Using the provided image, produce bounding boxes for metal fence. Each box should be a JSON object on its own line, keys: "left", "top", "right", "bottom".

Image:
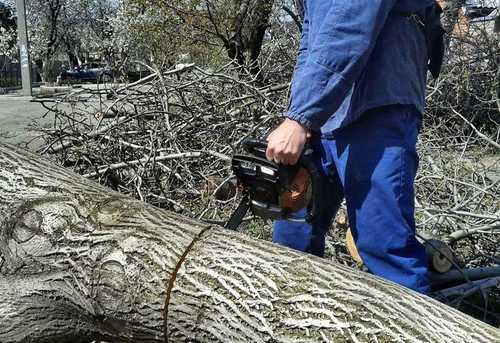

{"left": 0, "top": 62, "right": 21, "bottom": 88}
{"left": 0, "top": 60, "right": 42, "bottom": 88}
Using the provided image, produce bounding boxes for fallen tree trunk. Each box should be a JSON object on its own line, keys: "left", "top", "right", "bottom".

{"left": 0, "top": 142, "right": 498, "bottom": 343}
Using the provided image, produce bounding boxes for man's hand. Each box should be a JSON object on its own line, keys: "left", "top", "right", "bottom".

{"left": 266, "top": 118, "right": 311, "bottom": 165}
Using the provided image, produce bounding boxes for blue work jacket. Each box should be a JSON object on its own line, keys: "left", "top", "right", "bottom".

{"left": 286, "top": 0, "right": 435, "bottom": 136}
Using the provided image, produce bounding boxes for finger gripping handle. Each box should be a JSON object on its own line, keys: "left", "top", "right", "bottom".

{"left": 242, "top": 139, "right": 268, "bottom": 156}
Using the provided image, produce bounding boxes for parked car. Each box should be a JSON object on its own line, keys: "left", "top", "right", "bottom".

{"left": 57, "top": 62, "right": 113, "bottom": 85}
{"left": 464, "top": 0, "right": 498, "bottom": 21}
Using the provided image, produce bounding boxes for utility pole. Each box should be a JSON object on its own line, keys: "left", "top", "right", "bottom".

{"left": 15, "top": 0, "right": 32, "bottom": 96}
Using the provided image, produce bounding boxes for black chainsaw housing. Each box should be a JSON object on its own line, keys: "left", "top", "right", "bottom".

{"left": 231, "top": 153, "right": 299, "bottom": 220}
{"left": 228, "top": 139, "right": 324, "bottom": 227}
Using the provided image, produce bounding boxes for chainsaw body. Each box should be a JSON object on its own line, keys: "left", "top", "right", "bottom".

{"left": 226, "top": 139, "right": 324, "bottom": 230}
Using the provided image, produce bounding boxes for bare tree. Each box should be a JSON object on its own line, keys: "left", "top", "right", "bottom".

{"left": 162, "top": 0, "right": 275, "bottom": 80}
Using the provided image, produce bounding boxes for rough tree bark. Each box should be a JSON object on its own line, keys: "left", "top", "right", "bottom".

{"left": 0, "top": 142, "right": 498, "bottom": 343}
{"left": 41, "top": 0, "right": 63, "bottom": 83}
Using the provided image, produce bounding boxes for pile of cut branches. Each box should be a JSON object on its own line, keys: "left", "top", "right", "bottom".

{"left": 33, "top": 63, "right": 288, "bottom": 227}
{"left": 420, "top": 19, "right": 499, "bottom": 268}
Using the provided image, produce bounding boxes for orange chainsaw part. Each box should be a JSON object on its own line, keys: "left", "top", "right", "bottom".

{"left": 280, "top": 167, "right": 312, "bottom": 213}
{"left": 346, "top": 228, "right": 364, "bottom": 267}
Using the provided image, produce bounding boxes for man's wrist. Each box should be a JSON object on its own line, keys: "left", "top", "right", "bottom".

{"left": 286, "top": 110, "right": 320, "bottom": 132}
{"left": 284, "top": 117, "right": 312, "bottom": 134}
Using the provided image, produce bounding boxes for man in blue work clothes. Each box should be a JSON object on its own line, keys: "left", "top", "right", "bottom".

{"left": 266, "top": 1, "right": 439, "bottom": 294}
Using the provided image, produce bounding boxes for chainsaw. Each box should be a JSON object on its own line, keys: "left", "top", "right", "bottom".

{"left": 225, "top": 138, "right": 325, "bottom": 230}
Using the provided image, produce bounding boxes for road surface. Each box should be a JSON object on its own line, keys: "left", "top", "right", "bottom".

{"left": 0, "top": 93, "right": 51, "bottom": 147}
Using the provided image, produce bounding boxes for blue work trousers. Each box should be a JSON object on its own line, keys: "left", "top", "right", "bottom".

{"left": 273, "top": 105, "right": 430, "bottom": 294}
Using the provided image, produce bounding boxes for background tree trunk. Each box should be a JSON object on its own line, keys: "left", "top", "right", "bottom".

{"left": 40, "top": 0, "right": 62, "bottom": 83}
{"left": 0, "top": 142, "right": 498, "bottom": 342}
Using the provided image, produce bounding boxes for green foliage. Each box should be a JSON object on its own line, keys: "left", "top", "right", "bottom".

{"left": 0, "top": 2, "right": 16, "bottom": 58}
{"left": 117, "top": 0, "right": 278, "bottom": 73}
{"left": 110, "top": 0, "right": 222, "bottom": 67}
{"left": 0, "top": 2, "right": 16, "bottom": 30}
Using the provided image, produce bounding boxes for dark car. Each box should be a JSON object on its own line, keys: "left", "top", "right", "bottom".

{"left": 57, "top": 62, "right": 113, "bottom": 85}
{"left": 464, "top": 0, "right": 497, "bottom": 20}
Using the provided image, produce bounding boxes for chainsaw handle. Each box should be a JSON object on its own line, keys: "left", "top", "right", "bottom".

{"left": 242, "top": 139, "right": 268, "bottom": 158}
{"left": 242, "top": 138, "right": 313, "bottom": 161}
{"left": 297, "top": 149, "right": 322, "bottom": 224}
